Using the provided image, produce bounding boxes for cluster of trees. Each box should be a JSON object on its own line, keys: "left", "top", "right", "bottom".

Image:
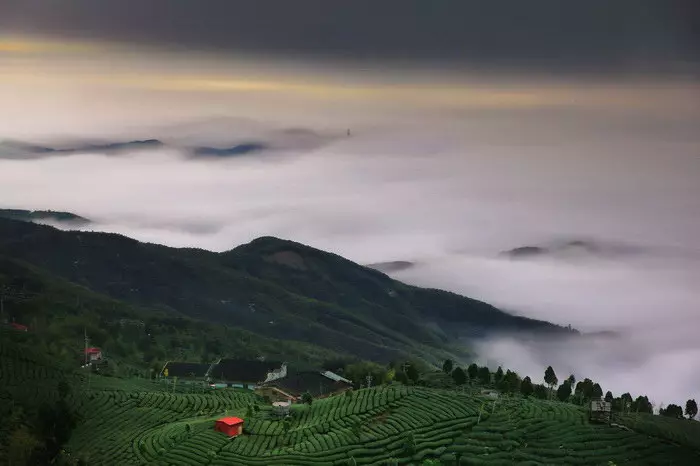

{"left": 335, "top": 356, "right": 698, "bottom": 421}
{"left": 660, "top": 400, "right": 698, "bottom": 420}
{"left": 438, "top": 360, "right": 698, "bottom": 420}
{"left": 442, "top": 360, "right": 545, "bottom": 399}
{"left": 541, "top": 365, "right": 698, "bottom": 419}
{"left": 326, "top": 359, "right": 425, "bottom": 389}
{"left": 548, "top": 371, "right": 604, "bottom": 404}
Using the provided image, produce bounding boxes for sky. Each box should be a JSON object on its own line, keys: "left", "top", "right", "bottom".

{"left": 1, "top": 1, "right": 699, "bottom": 407}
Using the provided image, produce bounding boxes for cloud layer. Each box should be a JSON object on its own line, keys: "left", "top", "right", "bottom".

{"left": 3, "top": 109, "right": 699, "bottom": 404}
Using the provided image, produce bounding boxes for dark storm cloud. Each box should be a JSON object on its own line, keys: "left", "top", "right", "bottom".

{"left": 2, "top": 0, "right": 698, "bottom": 74}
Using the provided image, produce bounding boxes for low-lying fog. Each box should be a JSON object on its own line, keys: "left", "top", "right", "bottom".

{"left": 1, "top": 51, "right": 699, "bottom": 408}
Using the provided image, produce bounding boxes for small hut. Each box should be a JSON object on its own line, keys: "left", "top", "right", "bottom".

{"left": 9, "top": 322, "right": 28, "bottom": 332}
{"left": 589, "top": 400, "right": 611, "bottom": 423}
{"left": 272, "top": 401, "right": 291, "bottom": 417}
{"left": 214, "top": 417, "right": 244, "bottom": 437}
{"left": 84, "top": 347, "right": 102, "bottom": 362}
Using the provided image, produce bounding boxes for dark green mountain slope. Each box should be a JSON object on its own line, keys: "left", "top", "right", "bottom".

{"left": 223, "top": 237, "right": 569, "bottom": 339}
{"left": 0, "top": 218, "right": 567, "bottom": 365}
{"left": 0, "top": 255, "right": 344, "bottom": 369}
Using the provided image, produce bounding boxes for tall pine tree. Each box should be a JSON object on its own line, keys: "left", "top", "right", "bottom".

{"left": 520, "top": 376, "right": 534, "bottom": 398}
{"left": 544, "top": 366, "right": 558, "bottom": 399}
{"left": 685, "top": 399, "right": 698, "bottom": 420}
{"left": 452, "top": 367, "right": 467, "bottom": 386}
{"left": 442, "top": 359, "right": 453, "bottom": 374}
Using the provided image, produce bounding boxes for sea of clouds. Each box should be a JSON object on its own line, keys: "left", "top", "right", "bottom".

{"left": 1, "top": 83, "right": 699, "bottom": 408}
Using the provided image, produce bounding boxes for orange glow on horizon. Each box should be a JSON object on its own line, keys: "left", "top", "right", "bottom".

{"left": 0, "top": 36, "right": 100, "bottom": 54}
{"left": 1, "top": 34, "right": 697, "bottom": 114}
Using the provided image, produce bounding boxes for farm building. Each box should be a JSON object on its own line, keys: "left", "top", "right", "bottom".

{"left": 84, "top": 347, "right": 102, "bottom": 362}
{"left": 272, "top": 401, "right": 291, "bottom": 417}
{"left": 160, "top": 362, "right": 212, "bottom": 380}
{"left": 208, "top": 359, "right": 286, "bottom": 389}
{"left": 214, "top": 417, "right": 244, "bottom": 437}
{"left": 589, "top": 400, "right": 612, "bottom": 423}
{"left": 481, "top": 389, "right": 499, "bottom": 399}
{"left": 9, "top": 322, "right": 28, "bottom": 332}
{"left": 260, "top": 370, "right": 352, "bottom": 401}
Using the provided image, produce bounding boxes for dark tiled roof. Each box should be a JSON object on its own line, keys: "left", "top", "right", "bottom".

{"left": 209, "top": 359, "right": 282, "bottom": 383}
{"left": 266, "top": 371, "right": 352, "bottom": 398}
{"left": 162, "top": 362, "right": 211, "bottom": 378}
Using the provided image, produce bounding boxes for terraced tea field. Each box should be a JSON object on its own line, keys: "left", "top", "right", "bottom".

{"left": 2, "top": 339, "right": 699, "bottom": 465}
{"left": 65, "top": 382, "right": 699, "bottom": 465}
{"left": 69, "top": 386, "right": 256, "bottom": 464}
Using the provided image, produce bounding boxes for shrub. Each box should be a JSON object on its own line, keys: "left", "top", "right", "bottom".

{"left": 301, "top": 392, "right": 313, "bottom": 406}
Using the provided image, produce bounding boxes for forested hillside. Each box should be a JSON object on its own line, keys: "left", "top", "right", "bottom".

{"left": 0, "top": 217, "right": 568, "bottom": 369}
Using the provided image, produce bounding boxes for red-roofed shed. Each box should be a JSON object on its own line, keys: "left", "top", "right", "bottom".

{"left": 10, "top": 323, "right": 28, "bottom": 332}
{"left": 84, "top": 347, "right": 102, "bottom": 361}
{"left": 214, "top": 417, "right": 244, "bottom": 437}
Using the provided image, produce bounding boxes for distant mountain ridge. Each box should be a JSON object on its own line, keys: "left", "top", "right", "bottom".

{"left": 0, "top": 138, "right": 268, "bottom": 159}
{"left": 0, "top": 138, "right": 312, "bottom": 160}
{"left": 0, "top": 208, "right": 90, "bottom": 225}
{"left": 365, "top": 260, "right": 416, "bottom": 273}
{"left": 0, "top": 122, "right": 339, "bottom": 160}
{"left": 503, "top": 239, "right": 646, "bottom": 260}
{"left": 0, "top": 139, "right": 164, "bottom": 159}
{"left": 0, "top": 217, "right": 571, "bottom": 365}
{"left": 192, "top": 143, "right": 268, "bottom": 157}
